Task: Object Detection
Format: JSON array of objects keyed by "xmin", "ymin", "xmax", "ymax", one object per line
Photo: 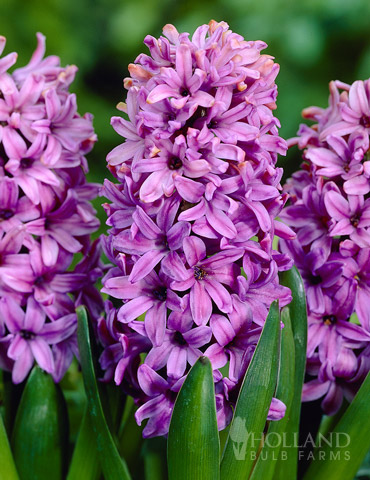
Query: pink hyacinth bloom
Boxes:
[
  {"xmin": 281, "ymin": 77, "xmax": 370, "ymax": 416},
  {"xmin": 0, "ymin": 34, "xmax": 102, "ymax": 383},
  {"xmin": 99, "ymin": 21, "xmax": 292, "ymax": 437}
]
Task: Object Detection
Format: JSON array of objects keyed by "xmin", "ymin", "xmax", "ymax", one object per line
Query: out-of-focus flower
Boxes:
[
  {"xmin": 280, "ymin": 78, "xmax": 370, "ymax": 415},
  {"xmin": 0, "ymin": 33, "xmax": 102, "ymax": 383},
  {"xmin": 100, "ymin": 21, "xmax": 293, "ymax": 438}
]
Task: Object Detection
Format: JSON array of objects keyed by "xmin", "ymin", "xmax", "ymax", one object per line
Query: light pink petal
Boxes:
[
  {"xmin": 128, "ymin": 249, "xmax": 166, "ymax": 283},
  {"xmin": 302, "ymin": 379, "xmax": 330, "ymax": 402},
  {"xmin": 41, "ymin": 235, "xmax": 59, "ymax": 267},
  {"xmin": 145, "ymin": 302, "xmax": 167, "ymax": 347},
  {"xmin": 343, "ymin": 175, "xmax": 370, "ymax": 195},
  {"xmin": 324, "ymin": 191, "xmax": 350, "ymax": 220},
  {"xmin": 29, "ymin": 338, "xmax": 54, "ymax": 374},
  {"xmin": 176, "ymin": 44, "xmax": 192, "ymax": 85},
  {"xmin": 1, "ymin": 297, "xmax": 25, "ymax": 332},
  {"xmin": 137, "ymin": 364, "xmax": 168, "ymax": 396},
  {"xmin": 204, "ymin": 278, "xmax": 232, "ymax": 313},
  {"xmin": 24, "ymin": 296, "xmax": 45, "ymax": 332},
  {"xmin": 349, "ymin": 80, "xmax": 369, "ymax": 115},
  {"xmin": 147, "ymin": 84, "xmax": 179, "ymax": 104},
  {"xmin": 8, "ymin": 336, "xmax": 28, "ymax": 360},
  {"xmin": 12, "ymin": 346, "xmax": 34, "ymax": 383},
  {"xmin": 183, "ymin": 236, "xmax": 206, "ymax": 266},
  {"xmin": 117, "ymin": 296, "xmax": 154, "ymax": 323},
  {"xmin": 190, "ymin": 281, "xmax": 212, "ymax": 325},
  {"xmin": 210, "ymin": 314, "xmax": 235, "ymax": 346}
]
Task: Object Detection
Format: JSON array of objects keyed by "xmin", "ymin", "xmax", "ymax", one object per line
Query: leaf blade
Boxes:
[
  {"xmin": 220, "ymin": 301, "xmax": 281, "ymax": 480},
  {"xmin": 275, "ymin": 266, "xmax": 308, "ymax": 479},
  {"xmin": 303, "ymin": 370, "xmax": 370, "ymax": 480},
  {"xmin": 167, "ymin": 356, "xmax": 220, "ymax": 480},
  {"xmin": 0, "ymin": 412, "xmax": 19, "ymax": 480},
  {"xmin": 77, "ymin": 305, "xmax": 131, "ymax": 480},
  {"xmin": 249, "ymin": 307, "xmax": 296, "ymax": 480},
  {"xmin": 11, "ymin": 366, "xmax": 68, "ymax": 480}
]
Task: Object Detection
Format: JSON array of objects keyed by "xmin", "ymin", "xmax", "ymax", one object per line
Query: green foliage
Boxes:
[
  {"xmin": 11, "ymin": 367, "xmax": 69, "ymax": 480},
  {"xmin": 168, "ymin": 356, "xmax": 220, "ymax": 480},
  {"xmin": 220, "ymin": 301, "xmax": 280, "ymax": 480},
  {"xmin": 76, "ymin": 306, "xmax": 132, "ymax": 480}
]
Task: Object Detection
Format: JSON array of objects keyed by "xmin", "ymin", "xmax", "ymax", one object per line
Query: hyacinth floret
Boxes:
[
  {"xmin": 100, "ymin": 21, "xmax": 294, "ymax": 438},
  {"xmin": 0, "ymin": 34, "xmax": 102, "ymax": 383},
  {"xmin": 280, "ymin": 78, "xmax": 370, "ymax": 415}
]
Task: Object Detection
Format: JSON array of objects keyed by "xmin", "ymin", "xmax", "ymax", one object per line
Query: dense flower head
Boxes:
[
  {"xmin": 280, "ymin": 78, "xmax": 370, "ymax": 415},
  {"xmin": 0, "ymin": 33, "xmax": 103, "ymax": 383},
  {"xmin": 100, "ymin": 21, "xmax": 294, "ymax": 438}
]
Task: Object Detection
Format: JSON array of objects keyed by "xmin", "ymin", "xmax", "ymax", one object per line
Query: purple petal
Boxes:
[
  {"xmin": 137, "ymin": 364, "xmax": 168, "ymax": 396},
  {"xmin": 183, "ymin": 236, "xmax": 206, "ymax": 267},
  {"xmin": 210, "ymin": 314, "xmax": 235, "ymax": 346},
  {"xmin": 29, "ymin": 338, "xmax": 55, "ymax": 374},
  {"xmin": 190, "ymin": 281, "xmax": 212, "ymax": 325},
  {"xmin": 183, "ymin": 326, "xmax": 212, "ymax": 348},
  {"xmin": 118, "ymin": 296, "xmax": 154, "ymax": 323},
  {"xmin": 145, "ymin": 302, "xmax": 167, "ymax": 347},
  {"xmin": 129, "ymin": 250, "xmax": 166, "ymax": 283},
  {"xmin": 167, "ymin": 346, "xmax": 187, "ymax": 378},
  {"xmin": 12, "ymin": 345, "xmax": 34, "ymax": 383}
]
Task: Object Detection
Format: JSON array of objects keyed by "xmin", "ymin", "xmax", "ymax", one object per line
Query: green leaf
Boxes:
[
  {"xmin": 220, "ymin": 301, "xmax": 280, "ymax": 480},
  {"xmin": 77, "ymin": 305, "xmax": 132, "ymax": 480},
  {"xmin": 11, "ymin": 366, "xmax": 69, "ymax": 480},
  {"xmin": 0, "ymin": 412, "xmax": 19, "ymax": 480},
  {"xmin": 67, "ymin": 409, "xmax": 100, "ymax": 480},
  {"xmin": 249, "ymin": 307, "xmax": 296, "ymax": 480},
  {"xmin": 142, "ymin": 437, "xmax": 168, "ymax": 480},
  {"xmin": 275, "ymin": 266, "xmax": 308, "ymax": 479},
  {"xmin": 304, "ymin": 370, "xmax": 370, "ymax": 480},
  {"xmin": 167, "ymin": 356, "xmax": 220, "ymax": 480}
]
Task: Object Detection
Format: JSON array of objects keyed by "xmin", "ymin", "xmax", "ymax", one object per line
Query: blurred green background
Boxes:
[{"xmin": 1, "ymin": 0, "xmax": 370, "ymax": 192}]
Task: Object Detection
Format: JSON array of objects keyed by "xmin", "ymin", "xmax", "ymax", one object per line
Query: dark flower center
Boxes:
[
  {"xmin": 209, "ymin": 119, "xmax": 218, "ymax": 129},
  {"xmin": 34, "ymin": 275, "xmax": 44, "ymax": 285},
  {"xmin": 194, "ymin": 266, "xmax": 208, "ymax": 280},
  {"xmin": 20, "ymin": 158, "xmax": 33, "ymax": 169},
  {"xmin": 0, "ymin": 209, "xmax": 14, "ymax": 220},
  {"xmin": 181, "ymin": 89, "xmax": 189, "ymax": 97},
  {"xmin": 310, "ymin": 275, "xmax": 322, "ymax": 285},
  {"xmin": 168, "ymin": 156, "xmax": 183, "ymax": 170},
  {"xmin": 360, "ymin": 115, "xmax": 370, "ymax": 128},
  {"xmin": 153, "ymin": 286, "xmax": 167, "ymax": 302},
  {"xmin": 323, "ymin": 315, "xmax": 336, "ymax": 326},
  {"xmin": 350, "ymin": 215, "xmax": 360, "ymax": 227},
  {"xmin": 174, "ymin": 331, "xmax": 187, "ymax": 346},
  {"xmin": 20, "ymin": 329, "xmax": 34, "ymax": 340}
]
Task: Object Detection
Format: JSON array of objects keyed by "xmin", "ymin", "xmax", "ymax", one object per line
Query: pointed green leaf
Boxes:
[
  {"xmin": 67, "ymin": 409, "xmax": 100, "ymax": 480},
  {"xmin": 220, "ymin": 301, "xmax": 280, "ymax": 480},
  {"xmin": 304, "ymin": 370, "xmax": 370, "ymax": 480},
  {"xmin": 275, "ymin": 266, "xmax": 307, "ymax": 479},
  {"xmin": 77, "ymin": 306, "xmax": 131, "ymax": 480},
  {"xmin": 0, "ymin": 412, "xmax": 19, "ymax": 480},
  {"xmin": 168, "ymin": 356, "xmax": 220, "ymax": 480},
  {"xmin": 11, "ymin": 366, "xmax": 69, "ymax": 480},
  {"xmin": 249, "ymin": 307, "xmax": 295, "ymax": 480}
]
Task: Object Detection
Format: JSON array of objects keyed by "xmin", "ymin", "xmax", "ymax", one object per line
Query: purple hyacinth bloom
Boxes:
[
  {"xmin": 99, "ymin": 21, "xmax": 292, "ymax": 437},
  {"xmin": 281, "ymin": 77, "xmax": 370, "ymax": 415},
  {"xmin": 0, "ymin": 296, "xmax": 76, "ymax": 383},
  {"xmin": 0, "ymin": 34, "xmax": 101, "ymax": 383}
]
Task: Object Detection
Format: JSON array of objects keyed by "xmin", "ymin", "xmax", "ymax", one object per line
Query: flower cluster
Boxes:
[
  {"xmin": 0, "ymin": 34, "xmax": 103, "ymax": 383},
  {"xmin": 100, "ymin": 21, "xmax": 294, "ymax": 438},
  {"xmin": 280, "ymin": 79, "xmax": 370, "ymax": 415}
]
